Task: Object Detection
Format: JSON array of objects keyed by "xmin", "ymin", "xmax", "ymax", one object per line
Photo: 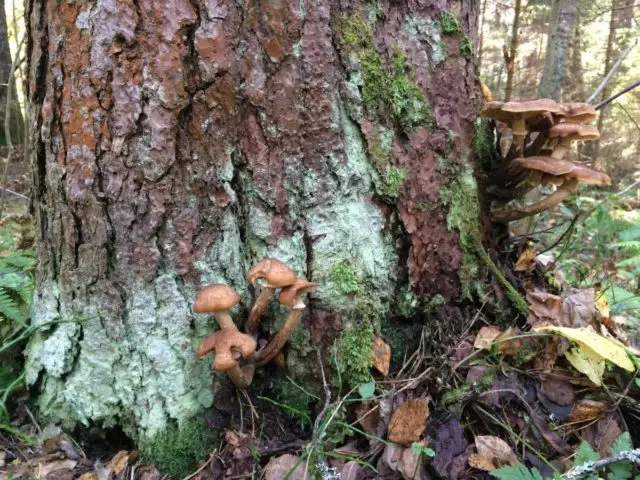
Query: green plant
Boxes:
[
  {"xmin": 141, "ymin": 418, "xmax": 216, "ymax": 478},
  {"xmin": 330, "ymin": 261, "xmax": 361, "ymax": 295}
]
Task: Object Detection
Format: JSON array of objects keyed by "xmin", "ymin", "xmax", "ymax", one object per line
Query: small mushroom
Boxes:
[
  {"xmin": 492, "ymin": 156, "xmax": 610, "ymax": 222},
  {"xmin": 556, "ymin": 103, "xmax": 598, "ymax": 124},
  {"xmin": 245, "ymin": 258, "xmax": 297, "ymax": 336},
  {"xmin": 194, "ymin": 284, "xmax": 241, "ymax": 330},
  {"xmin": 547, "ymin": 123, "xmax": 599, "ymax": 159},
  {"xmin": 482, "ymin": 99, "xmax": 561, "ymax": 150},
  {"xmin": 197, "ymin": 329, "xmax": 257, "ymax": 388},
  {"xmin": 254, "ymin": 278, "xmax": 316, "ymax": 367}
]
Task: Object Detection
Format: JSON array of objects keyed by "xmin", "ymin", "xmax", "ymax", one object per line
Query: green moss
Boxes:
[
  {"xmin": 473, "ymin": 119, "xmax": 495, "ymax": 171},
  {"xmin": 423, "ymin": 294, "xmax": 445, "ymax": 313},
  {"xmin": 330, "ymin": 261, "xmax": 361, "ymax": 295},
  {"xmin": 141, "ymin": 418, "xmax": 215, "ymax": 478},
  {"xmin": 334, "ymin": 13, "xmax": 431, "ymax": 133},
  {"xmin": 333, "ymin": 317, "xmax": 375, "ymax": 387},
  {"xmin": 384, "ymin": 167, "xmax": 407, "ymax": 198},
  {"xmin": 437, "ymin": 12, "xmax": 473, "ymax": 59},
  {"xmin": 389, "ymin": 49, "xmax": 431, "ymax": 132}
]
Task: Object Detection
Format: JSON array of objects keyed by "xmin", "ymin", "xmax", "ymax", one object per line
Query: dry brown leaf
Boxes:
[
  {"xmin": 568, "ymin": 399, "xmax": 608, "ymax": 423},
  {"xmin": 36, "ymin": 459, "xmax": 77, "ymax": 480},
  {"xmin": 263, "ymin": 454, "xmax": 307, "ymax": 480},
  {"xmin": 355, "ymin": 401, "xmax": 381, "ymax": 436},
  {"xmin": 388, "ymin": 399, "xmax": 429, "ymax": 445},
  {"xmin": 107, "ymin": 451, "xmax": 131, "ymax": 476},
  {"xmin": 495, "ymin": 328, "xmax": 521, "ymax": 356},
  {"xmin": 372, "ymin": 337, "xmax": 391, "ymax": 376},
  {"xmin": 527, "ymin": 290, "xmax": 565, "ymax": 327},
  {"xmin": 475, "ymin": 435, "xmax": 519, "ymax": 467},
  {"xmin": 514, "ymin": 246, "xmax": 538, "ymax": 272},
  {"xmin": 473, "ymin": 326, "xmax": 501, "ymax": 350},
  {"xmin": 400, "ymin": 445, "xmax": 427, "ymax": 480},
  {"xmin": 77, "ymin": 473, "xmax": 97, "ymax": 480},
  {"xmin": 540, "ymin": 378, "xmax": 575, "ymax": 406},
  {"xmin": 340, "ymin": 461, "xmax": 363, "ymax": 480},
  {"xmin": 468, "ymin": 453, "xmax": 496, "ymax": 472},
  {"xmin": 563, "ymin": 288, "xmax": 599, "ymax": 329}
]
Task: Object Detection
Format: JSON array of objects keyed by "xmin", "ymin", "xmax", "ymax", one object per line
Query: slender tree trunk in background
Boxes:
[
  {"xmin": 25, "ymin": 0, "xmax": 485, "ymax": 440},
  {"xmin": 478, "ymin": 0, "xmax": 488, "ymax": 71},
  {"xmin": 503, "ymin": 0, "xmax": 522, "ymax": 101},
  {"xmin": 591, "ymin": 0, "xmax": 620, "ymax": 162},
  {"xmin": 538, "ymin": 0, "xmax": 579, "ymax": 100},
  {"xmin": 0, "ymin": 0, "xmax": 23, "ymax": 145},
  {"xmin": 567, "ymin": 4, "xmax": 585, "ymax": 102}
]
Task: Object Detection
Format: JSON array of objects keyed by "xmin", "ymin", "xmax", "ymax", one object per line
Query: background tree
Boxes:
[
  {"xmin": 24, "ymin": 0, "xmax": 487, "ymax": 442},
  {"xmin": 0, "ymin": 0, "xmax": 23, "ymax": 145}
]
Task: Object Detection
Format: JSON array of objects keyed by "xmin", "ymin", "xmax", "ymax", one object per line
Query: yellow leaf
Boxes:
[
  {"xmin": 595, "ymin": 292, "xmax": 611, "ymax": 319},
  {"xmin": 565, "ymin": 346, "xmax": 605, "ymax": 386},
  {"xmin": 534, "ymin": 326, "xmax": 635, "ymax": 372}
]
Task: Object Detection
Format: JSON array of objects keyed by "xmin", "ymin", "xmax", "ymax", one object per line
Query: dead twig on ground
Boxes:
[{"xmin": 564, "ymin": 449, "xmax": 640, "ymax": 479}]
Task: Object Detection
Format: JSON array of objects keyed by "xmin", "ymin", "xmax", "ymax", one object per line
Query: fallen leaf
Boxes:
[
  {"xmin": 534, "ymin": 326, "xmax": 635, "ymax": 372},
  {"xmin": 431, "ymin": 418, "xmax": 469, "ymax": 480},
  {"xmin": 514, "ymin": 246, "xmax": 538, "ymax": 272},
  {"xmin": 355, "ymin": 401, "xmax": 382, "ymax": 437},
  {"xmin": 36, "ymin": 460, "xmax": 77, "ymax": 480},
  {"xmin": 372, "ymin": 337, "xmax": 391, "ymax": 376},
  {"xmin": 595, "ymin": 291, "xmax": 611, "ymax": 321},
  {"xmin": 77, "ymin": 473, "xmax": 97, "ymax": 480},
  {"xmin": 468, "ymin": 453, "xmax": 496, "ymax": 472},
  {"xmin": 340, "ymin": 461, "xmax": 363, "ymax": 480},
  {"xmin": 563, "ymin": 288, "xmax": 600, "ymax": 329},
  {"xmin": 263, "ymin": 454, "xmax": 307, "ymax": 480},
  {"xmin": 527, "ymin": 290, "xmax": 565, "ymax": 327},
  {"xmin": 400, "ymin": 445, "xmax": 426, "ymax": 480},
  {"xmin": 564, "ymin": 346, "xmax": 605, "ymax": 385},
  {"xmin": 475, "ymin": 435, "xmax": 519, "ymax": 467},
  {"xmin": 388, "ymin": 399, "xmax": 429, "ymax": 445},
  {"xmin": 473, "ymin": 326, "xmax": 501, "ymax": 350},
  {"xmin": 107, "ymin": 451, "xmax": 130, "ymax": 476},
  {"xmin": 495, "ymin": 328, "xmax": 521, "ymax": 356},
  {"xmin": 539, "ymin": 378, "xmax": 575, "ymax": 406},
  {"xmin": 568, "ymin": 399, "xmax": 608, "ymax": 423}
]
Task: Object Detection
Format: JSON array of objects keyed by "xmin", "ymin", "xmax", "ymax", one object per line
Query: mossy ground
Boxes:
[{"xmin": 140, "ymin": 418, "xmax": 215, "ymax": 478}]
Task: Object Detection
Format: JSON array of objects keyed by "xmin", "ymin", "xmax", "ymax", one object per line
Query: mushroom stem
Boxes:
[
  {"xmin": 225, "ymin": 364, "xmax": 253, "ymax": 388},
  {"xmin": 492, "ymin": 179, "xmax": 578, "ymax": 223},
  {"xmin": 551, "ymin": 139, "xmax": 572, "ymax": 159},
  {"xmin": 254, "ymin": 309, "xmax": 303, "ymax": 367},
  {"xmin": 245, "ymin": 286, "xmax": 276, "ymax": 336},
  {"xmin": 213, "ymin": 311, "xmax": 237, "ymax": 331}
]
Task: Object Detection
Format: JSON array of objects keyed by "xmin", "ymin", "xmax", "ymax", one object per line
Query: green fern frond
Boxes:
[{"xmin": 0, "ymin": 289, "xmax": 25, "ymax": 324}]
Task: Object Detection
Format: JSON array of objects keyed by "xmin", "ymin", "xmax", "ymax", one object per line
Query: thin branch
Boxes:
[
  {"xmin": 564, "ymin": 449, "xmax": 640, "ymax": 480},
  {"xmin": 1, "ymin": 187, "xmax": 26, "ymax": 200},
  {"xmin": 595, "ymin": 79, "xmax": 640, "ymax": 110},
  {"xmin": 0, "ymin": 33, "xmax": 25, "ymax": 217},
  {"xmin": 587, "ymin": 40, "xmax": 638, "ymax": 103},
  {"xmin": 615, "ymin": 103, "xmax": 640, "ymax": 134}
]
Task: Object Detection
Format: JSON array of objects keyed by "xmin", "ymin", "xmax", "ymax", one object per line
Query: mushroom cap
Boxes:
[
  {"xmin": 194, "ymin": 284, "xmax": 241, "ymax": 313},
  {"xmin": 548, "ymin": 123, "xmax": 600, "ymax": 141},
  {"xmin": 501, "ymin": 98, "xmax": 561, "ymax": 115},
  {"xmin": 512, "ymin": 156, "xmax": 611, "ymax": 186},
  {"xmin": 557, "ymin": 103, "xmax": 598, "ymax": 124},
  {"xmin": 197, "ymin": 329, "xmax": 257, "ymax": 371},
  {"xmin": 247, "ymin": 258, "xmax": 297, "ymax": 287},
  {"xmin": 279, "ymin": 278, "xmax": 317, "ymax": 308}
]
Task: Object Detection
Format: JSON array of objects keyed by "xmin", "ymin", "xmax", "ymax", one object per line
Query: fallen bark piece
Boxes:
[
  {"xmin": 388, "ymin": 399, "xmax": 430, "ymax": 445},
  {"xmin": 372, "ymin": 337, "xmax": 391, "ymax": 376}
]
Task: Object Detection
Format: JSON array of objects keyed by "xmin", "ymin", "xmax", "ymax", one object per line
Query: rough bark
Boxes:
[
  {"xmin": 25, "ymin": 0, "xmax": 482, "ymax": 439},
  {"xmin": 503, "ymin": 0, "xmax": 521, "ymax": 102},
  {"xmin": 0, "ymin": 0, "xmax": 24, "ymax": 145},
  {"xmin": 538, "ymin": 0, "xmax": 578, "ymax": 101}
]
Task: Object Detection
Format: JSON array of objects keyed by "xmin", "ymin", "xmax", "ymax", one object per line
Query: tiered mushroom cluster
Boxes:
[
  {"xmin": 482, "ymin": 99, "xmax": 611, "ymax": 223},
  {"xmin": 195, "ymin": 258, "xmax": 316, "ymax": 388}
]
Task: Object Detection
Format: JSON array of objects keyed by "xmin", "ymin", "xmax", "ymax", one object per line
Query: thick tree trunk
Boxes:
[
  {"xmin": 538, "ymin": 0, "xmax": 578, "ymax": 101},
  {"xmin": 25, "ymin": 0, "xmax": 482, "ymax": 439},
  {"xmin": 0, "ymin": 0, "xmax": 24, "ymax": 145}
]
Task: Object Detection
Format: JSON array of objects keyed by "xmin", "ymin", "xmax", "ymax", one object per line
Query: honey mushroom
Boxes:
[
  {"xmin": 197, "ymin": 329, "xmax": 257, "ymax": 388},
  {"xmin": 491, "ymin": 156, "xmax": 611, "ymax": 223},
  {"xmin": 547, "ymin": 123, "xmax": 600, "ymax": 160}
]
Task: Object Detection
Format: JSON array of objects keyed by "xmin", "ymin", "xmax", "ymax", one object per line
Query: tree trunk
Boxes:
[
  {"xmin": 538, "ymin": 0, "xmax": 578, "ymax": 101},
  {"xmin": 477, "ymin": 0, "xmax": 488, "ymax": 71},
  {"xmin": 0, "ymin": 0, "xmax": 24, "ymax": 145},
  {"xmin": 25, "ymin": 0, "xmax": 483, "ymax": 440},
  {"xmin": 503, "ymin": 0, "xmax": 521, "ymax": 102}
]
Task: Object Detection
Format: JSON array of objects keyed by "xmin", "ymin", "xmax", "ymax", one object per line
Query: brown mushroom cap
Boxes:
[
  {"xmin": 247, "ymin": 258, "xmax": 297, "ymax": 288},
  {"xmin": 279, "ymin": 278, "xmax": 317, "ymax": 308},
  {"xmin": 548, "ymin": 123, "xmax": 600, "ymax": 141},
  {"xmin": 512, "ymin": 156, "xmax": 611, "ymax": 185},
  {"xmin": 197, "ymin": 329, "xmax": 257, "ymax": 370},
  {"xmin": 194, "ymin": 284, "xmax": 241, "ymax": 313},
  {"xmin": 481, "ymin": 99, "xmax": 560, "ymax": 122},
  {"xmin": 557, "ymin": 103, "xmax": 598, "ymax": 124}
]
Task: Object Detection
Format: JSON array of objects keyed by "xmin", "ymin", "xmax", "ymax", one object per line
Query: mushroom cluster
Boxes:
[
  {"xmin": 195, "ymin": 258, "xmax": 316, "ymax": 388},
  {"xmin": 482, "ymin": 99, "xmax": 611, "ymax": 223}
]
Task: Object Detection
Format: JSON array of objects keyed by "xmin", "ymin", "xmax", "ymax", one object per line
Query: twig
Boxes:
[
  {"xmin": 595, "ymin": 78, "xmax": 640, "ymax": 110},
  {"xmin": 615, "ymin": 103, "xmax": 640, "ymax": 134},
  {"xmin": 563, "ymin": 449, "xmax": 640, "ymax": 479},
  {"xmin": 183, "ymin": 453, "xmax": 216, "ymax": 480},
  {"xmin": 0, "ymin": 33, "xmax": 25, "ymax": 217},
  {"xmin": 587, "ymin": 40, "xmax": 638, "ymax": 103},
  {"xmin": 0, "ymin": 186, "xmax": 26, "ymax": 200}
]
